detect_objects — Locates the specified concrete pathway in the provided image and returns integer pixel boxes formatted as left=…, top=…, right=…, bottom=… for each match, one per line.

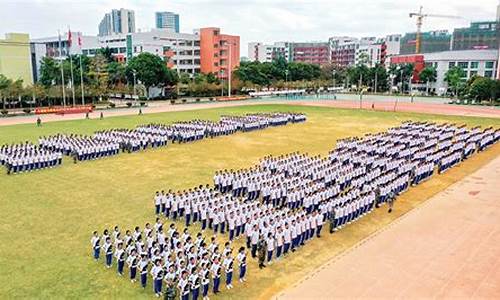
left=1, top=97, right=499, bottom=127
left=277, top=155, right=500, bottom=299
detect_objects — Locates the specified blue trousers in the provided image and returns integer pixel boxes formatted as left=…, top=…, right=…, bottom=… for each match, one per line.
left=226, top=271, right=233, bottom=285
left=239, top=265, right=246, bottom=279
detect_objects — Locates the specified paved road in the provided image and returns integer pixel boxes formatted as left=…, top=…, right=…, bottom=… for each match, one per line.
left=277, top=155, right=500, bottom=299
left=1, top=96, right=498, bottom=127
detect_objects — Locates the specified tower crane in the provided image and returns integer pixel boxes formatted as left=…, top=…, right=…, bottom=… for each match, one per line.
left=409, top=6, right=462, bottom=54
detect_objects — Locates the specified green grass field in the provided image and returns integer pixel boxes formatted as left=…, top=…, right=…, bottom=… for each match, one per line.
left=0, top=104, right=499, bottom=299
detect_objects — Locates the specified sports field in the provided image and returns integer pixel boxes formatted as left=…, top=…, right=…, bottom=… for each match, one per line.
left=0, top=103, right=499, bottom=299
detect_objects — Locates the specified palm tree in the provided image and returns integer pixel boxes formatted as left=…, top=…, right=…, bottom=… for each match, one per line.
left=419, top=67, right=437, bottom=95
left=0, top=74, right=12, bottom=110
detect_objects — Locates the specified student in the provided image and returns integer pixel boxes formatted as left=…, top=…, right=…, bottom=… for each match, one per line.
left=223, top=253, right=234, bottom=289
left=250, top=225, right=259, bottom=258
left=139, top=254, right=149, bottom=288
left=103, top=237, right=113, bottom=268
left=178, top=270, right=190, bottom=300
left=91, top=231, right=100, bottom=261
left=154, top=191, right=161, bottom=215
left=151, top=259, right=164, bottom=297
left=211, top=257, right=222, bottom=294
left=200, top=263, right=210, bottom=300
left=189, top=266, right=201, bottom=300
left=127, top=249, right=138, bottom=282
left=276, top=226, right=284, bottom=260
left=316, top=212, right=324, bottom=238
left=236, top=247, right=247, bottom=282
left=115, top=243, right=126, bottom=276
left=257, top=236, right=267, bottom=269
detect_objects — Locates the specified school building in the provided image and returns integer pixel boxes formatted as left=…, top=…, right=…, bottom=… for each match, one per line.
left=30, top=27, right=240, bottom=82
left=0, top=33, right=33, bottom=85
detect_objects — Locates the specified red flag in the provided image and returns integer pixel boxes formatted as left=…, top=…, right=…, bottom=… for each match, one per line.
left=78, top=33, right=82, bottom=48
left=68, top=29, right=72, bottom=47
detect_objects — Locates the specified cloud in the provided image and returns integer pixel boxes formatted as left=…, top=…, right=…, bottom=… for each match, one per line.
left=0, top=0, right=497, bottom=56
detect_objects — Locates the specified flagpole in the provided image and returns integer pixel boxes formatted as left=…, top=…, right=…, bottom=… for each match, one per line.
left=78, top=32, right=85, bottom=105
left=68, top=27, right=76, bottom=106
left=58, top=29, right=66, bottom=107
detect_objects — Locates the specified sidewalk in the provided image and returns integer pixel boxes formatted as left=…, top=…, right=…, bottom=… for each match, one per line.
left=1, top=97, right=499, bottom=127
left=277, top=155, right=500, bottom=299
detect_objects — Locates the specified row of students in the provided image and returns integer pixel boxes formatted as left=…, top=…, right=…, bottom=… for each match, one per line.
left=1, top=143, right=62, bottom=174
left=91, top=222, right=248, bottom=299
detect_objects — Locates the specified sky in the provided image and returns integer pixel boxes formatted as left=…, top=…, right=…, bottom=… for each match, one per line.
left=0, top=0, right=498, bottom=56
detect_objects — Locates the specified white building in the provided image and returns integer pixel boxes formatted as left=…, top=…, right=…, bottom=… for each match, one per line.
left=98, top=9, right=136, bottom=37
left=31, top=29, right=201, bottom=82
left=423, top=49, right=498, bottom=95
left=247, top=42, right=291, bottom=63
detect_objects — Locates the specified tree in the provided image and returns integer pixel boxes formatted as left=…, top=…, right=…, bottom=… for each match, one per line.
left=368, top=64, right=389, bottom=93
left=97, top=47, right=115, bottom=63
left=4, top=79, right=23, bottom=108
left=39, top=57, right=61, bottom=87
left=126, top=53, right=177, bottom=98
left=0, top=74, right=12, bottom=110
left=389, top=63, right=414, bottom=93
left=419, top=67, right=437, bottom=95
left=468, top=77, right=496, bottom=102
left=445, top=66, right=466, bottom=98
left=107, top=62, right=127, bottom=86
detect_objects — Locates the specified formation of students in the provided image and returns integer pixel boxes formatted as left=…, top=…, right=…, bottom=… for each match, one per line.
left=151, top=121, right=500, bottom=275
left=91, top=221, right=247, bottom=299
left=39, top=134, right=120, bottom=161
left=2, top=112, right=306, bottom=174
left=0, top=142, right=62, bottom=174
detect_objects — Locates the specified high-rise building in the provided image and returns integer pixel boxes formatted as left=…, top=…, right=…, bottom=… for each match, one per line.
left=291, top=42, right=330, bottom=65
left=155, top=12, right=180, bottom=33
left=248, top=42, right=292, bottom=63
left=0, top=33, right=33, bottom=85
left=400, top=30, right=451, bottom=55
left=199, top=27, right=240, bottom=79
left=452, top=21, right=499, bottom=50
left=329, top=36, right=359, bottom=67
left=98, top=9, right=135, bottom=36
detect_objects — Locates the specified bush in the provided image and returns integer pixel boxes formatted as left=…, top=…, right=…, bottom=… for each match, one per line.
left=109, top=102, right=116, bottom=108
left=126, top=102, right=132, bottom=108
left=170, top=100, right=176, bottom=104
left=23, top=108, right=31, bottom=114
left=1, top=109, right=8, bottom=115
left=140, top=101, right=146, bottom=107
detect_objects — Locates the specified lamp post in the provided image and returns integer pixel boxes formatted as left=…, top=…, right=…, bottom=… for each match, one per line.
left=221, top=69, right=225, bottom=97
left=359, top=73, right=363, bottom=109
left=132, top=69, right=137, bottom=100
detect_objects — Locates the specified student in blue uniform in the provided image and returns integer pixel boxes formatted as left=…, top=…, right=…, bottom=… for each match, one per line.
left=103, top=237, right=113, bottom=268
left=91, top=231, right=100, bottom=261
left=237, top=247, right=247, bottom=282
left=151, top=259, right=164, bottom=297
left=127, top=249, right=138, bottom=282
left=139, top=254, right=149, bottom=289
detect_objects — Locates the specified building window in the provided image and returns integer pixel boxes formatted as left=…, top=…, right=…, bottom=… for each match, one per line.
left=485, top=61, right=495, bottom=69
left=457, top=62, right=468, bottom=69
left=469, top=70, right=478, bottom=77
left=448, top=62, right=455, bottom=68
left=470, top=61, right=479, bottom=69
left=484, top=70, right=493, bottom=78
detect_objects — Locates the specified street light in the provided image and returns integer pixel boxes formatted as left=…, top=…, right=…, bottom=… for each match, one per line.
left=359, top=73, right=363, bottom=109
left=285, top=69, right=289, bottom=99
left=220, top=69, right=225, bottom=97
left=224, top=41, right=237, bottom=98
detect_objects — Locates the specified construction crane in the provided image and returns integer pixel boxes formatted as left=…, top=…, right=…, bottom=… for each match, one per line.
left=409, top=6, right=462, bottom=54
